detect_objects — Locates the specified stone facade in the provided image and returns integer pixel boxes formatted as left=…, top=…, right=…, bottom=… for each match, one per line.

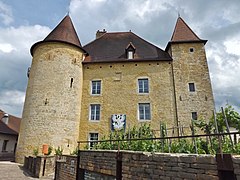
left=16, top=42, right=85, bottom=163
left=79, top=61, right=176, bottom=143
left=169, top=42, right=215, bottom=133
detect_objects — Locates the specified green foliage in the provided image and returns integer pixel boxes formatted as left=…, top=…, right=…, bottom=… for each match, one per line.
left=55, top=146, right=63, bottom=156
left=70, top=147, right=78, bottom=155
left=194, top=105, right=240, bottom=134
left=47, top=145, right=53, bottom=155
left=33, top=147, right=39, bottom=156
left=89, top=105, right=240, bottom=155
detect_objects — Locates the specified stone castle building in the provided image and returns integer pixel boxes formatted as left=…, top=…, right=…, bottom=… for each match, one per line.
left=16, top=15, right=214, bottom=163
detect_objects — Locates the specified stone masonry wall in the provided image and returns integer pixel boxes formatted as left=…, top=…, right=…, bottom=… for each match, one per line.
left=80, top=61, right=176, bottom=146
left=16, top=42, right=84, bottom=163
left=55, top=150, right=235, bottom=180
left=233, top=156, right=240, bottom=179
left=170, top=42, right=215, bottom=133
left=24, top=155, right=55, bottom=178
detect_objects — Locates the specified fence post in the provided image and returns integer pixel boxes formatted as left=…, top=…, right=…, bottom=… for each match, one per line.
left=116, top=151, right=122, bottom=180
left=76, top=142, right=80, bottom=180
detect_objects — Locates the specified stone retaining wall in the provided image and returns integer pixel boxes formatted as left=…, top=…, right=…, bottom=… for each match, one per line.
left=55, top=151, right=224, bottom=180
left=24, top=155, right=55, bottom=178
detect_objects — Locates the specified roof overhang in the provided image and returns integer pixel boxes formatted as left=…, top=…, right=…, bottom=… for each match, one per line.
left=165, top=40, right=208, bottom=52
left=30, top=40, right=88, bottom=56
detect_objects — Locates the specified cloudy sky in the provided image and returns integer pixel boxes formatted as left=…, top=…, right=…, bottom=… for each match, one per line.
left=0, top=0, right=239, bottom=117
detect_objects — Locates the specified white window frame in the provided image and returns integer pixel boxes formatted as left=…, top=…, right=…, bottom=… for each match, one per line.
left=91, top=80, right=101, bottom=95
left=138, top=78, right=149, bottom=94
left=89, top=133, right=99, bottom=149
left=127, top=51, right=134, bottom=59
left=89, top=104, right=101, bottom=121
left=138, top=103, right=151, bottom=121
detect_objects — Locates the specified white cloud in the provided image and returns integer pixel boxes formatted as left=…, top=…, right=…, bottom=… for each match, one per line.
left=0, top=1, right=13, bottom=25
left=0, top=24, right=51, bottom=117
left=0, top=43, right=15, bottom=53
left=0, top=25, right=50, bottom=56
left=224, top=37, right=240, bottom=56
left=0, top=90, right=25, bottom=117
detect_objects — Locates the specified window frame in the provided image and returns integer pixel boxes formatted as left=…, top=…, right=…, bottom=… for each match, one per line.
left=89, top=133, right=99, bottom=149
left=191, top=112, right=198, bottom=120
left=127, top=51, right=134, bottom=59
left=89, top=104, right=101, bottom=121
left=138, top=78, right=149, bottom=94
left=138, top=103, right=151, bottom=121
left=188, top=83, right=196, bottom=92
left=91, top=80, right=101, bottom=95
left=2, top=140, right=8, bottom=152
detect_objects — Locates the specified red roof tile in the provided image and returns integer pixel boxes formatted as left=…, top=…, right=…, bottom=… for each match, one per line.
left=0, top=110, right=21, bottom=135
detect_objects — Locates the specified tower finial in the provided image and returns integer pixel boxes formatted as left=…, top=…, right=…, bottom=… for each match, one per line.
left=178, top=11, right=180, bottom=18
left=67, top=0, right=71, bottom=15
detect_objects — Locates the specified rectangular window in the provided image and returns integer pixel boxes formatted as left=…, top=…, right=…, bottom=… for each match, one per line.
left=189, top=83, right=195, bottom=92
left=139, top=103, right=151, bottom=120
left=2, top=140, right=8, bottom=152
left=90, top=104, right=100, bottom=120
left=89, top=133, right=99, bottom=149
left=91, top=80, right=101, bottom=95
left=128, top=51, right=134, bottom=59
left=138, top=78, right=149, bottom=93
left=191, top=112, right=197, bottom=120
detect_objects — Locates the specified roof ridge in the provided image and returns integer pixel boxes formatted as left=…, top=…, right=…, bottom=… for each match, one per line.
left=83, top=31, right=132, bottom=47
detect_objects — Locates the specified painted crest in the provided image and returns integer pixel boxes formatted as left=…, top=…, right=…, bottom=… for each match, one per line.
left=111, top=114, right=126, bottom=131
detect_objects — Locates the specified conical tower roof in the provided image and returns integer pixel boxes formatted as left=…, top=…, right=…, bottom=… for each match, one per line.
left=31, top=15, right=86, bottom=55
left=166, top=17, right=207, bottom=51
left=170, top=17, right=207, bottom=43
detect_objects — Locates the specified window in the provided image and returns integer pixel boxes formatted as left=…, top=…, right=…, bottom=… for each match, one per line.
left=91, top=80, right=101, bottom=95
left=138, top=78, right=149, bottom=93
left=127, top=51, right=134, bottom=59
left=189, top=83, right=195, bottom=92
left=126, top=42, right=135, bottom=59
left=139, top=103, right=151, bottom=120
left=191, top=112, right=197, bottom=120
left=89, top=133, right=98, bottom=149
left=90, top=104, right=100, bottom=120
left=2, top=140, right=8, bottom=152
left=189, top=48, right=194, bottom=52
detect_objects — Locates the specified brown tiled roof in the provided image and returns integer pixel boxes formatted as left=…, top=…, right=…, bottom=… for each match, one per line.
left=171, top=17, right=202, bottom=42
left=83, top=32, right=172, bottom=63
left=0, top=110, right=21, bottom=135
left=166, top=17, right=207, bottom=51
left=31, top=15, right=86, bottom=55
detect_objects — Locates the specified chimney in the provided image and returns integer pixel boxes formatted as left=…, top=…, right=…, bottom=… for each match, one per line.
left=2, top=113, right=9, bottom=125
left=96, top=29, right=107, bottom=39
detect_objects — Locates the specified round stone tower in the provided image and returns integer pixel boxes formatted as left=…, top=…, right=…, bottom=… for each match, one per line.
left=16, top=15, right=86, bottom=163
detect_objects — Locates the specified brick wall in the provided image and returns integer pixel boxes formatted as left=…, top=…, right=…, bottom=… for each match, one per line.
left=55, top=150, right=234, bottom=180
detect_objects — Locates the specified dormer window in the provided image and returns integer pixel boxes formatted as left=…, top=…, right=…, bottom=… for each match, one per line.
left=126, top=42, right=135, bottom=59
left=128, top=51, right=134, bottom=59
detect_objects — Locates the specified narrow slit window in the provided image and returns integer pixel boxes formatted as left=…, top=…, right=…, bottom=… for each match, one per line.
left=70, top=78, right=74, bottom=88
